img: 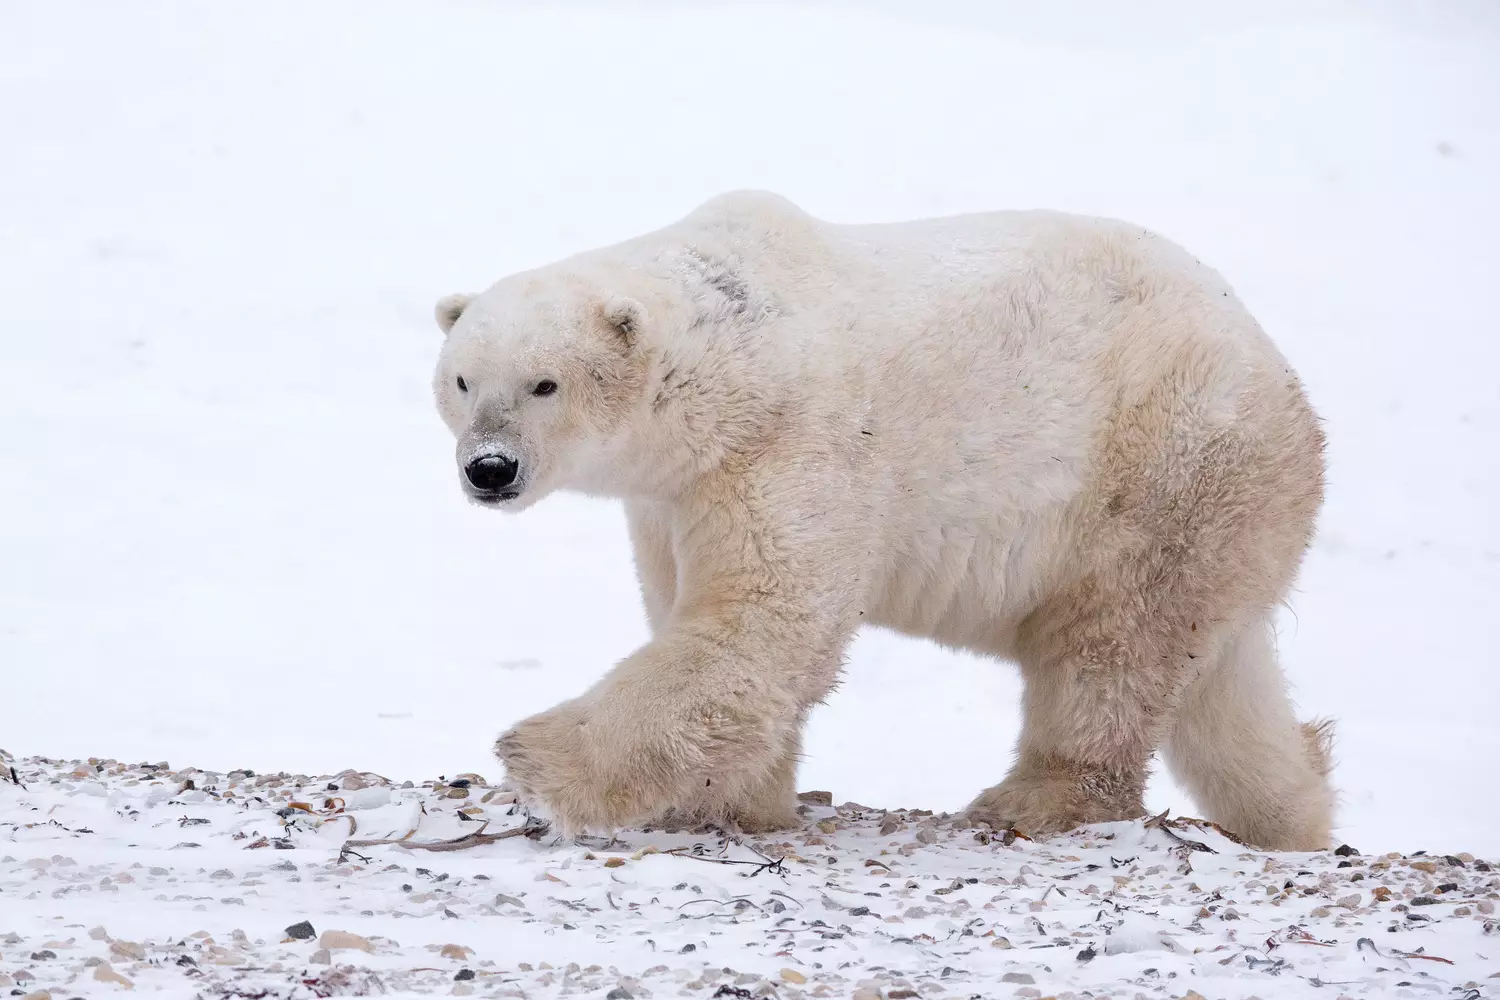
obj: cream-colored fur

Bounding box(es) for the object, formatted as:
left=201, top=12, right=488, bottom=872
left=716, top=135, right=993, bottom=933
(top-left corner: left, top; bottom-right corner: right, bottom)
left=431, top=191, right=1333, bottom=850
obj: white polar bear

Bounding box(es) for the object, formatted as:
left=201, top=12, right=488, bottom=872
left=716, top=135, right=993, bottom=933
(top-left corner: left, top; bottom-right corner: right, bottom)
left=431, top=192, right=1334, bottom=850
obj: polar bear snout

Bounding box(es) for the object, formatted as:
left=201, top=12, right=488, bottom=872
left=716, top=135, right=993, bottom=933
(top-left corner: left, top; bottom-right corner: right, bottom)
left=463, top=453, right=521, bottom=501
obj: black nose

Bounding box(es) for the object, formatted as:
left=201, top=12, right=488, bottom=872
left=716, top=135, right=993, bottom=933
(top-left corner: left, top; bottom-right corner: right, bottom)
left=465, top=454, right=519, bottom=492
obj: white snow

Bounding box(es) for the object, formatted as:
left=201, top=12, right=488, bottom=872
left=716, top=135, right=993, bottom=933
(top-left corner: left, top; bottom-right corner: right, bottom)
left=3, top=756, right=1496, bottom=998
left=2, top=0, right=1499, bottom=991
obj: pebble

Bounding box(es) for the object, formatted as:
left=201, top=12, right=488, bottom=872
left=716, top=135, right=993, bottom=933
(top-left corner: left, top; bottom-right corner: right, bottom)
left=440, top=944, right=473, bottom=959
left=310, top=949, right=332, bottom=965
left=914, top=828, right=938, bottom=845
left=110, top=939, right=145, bottom=961
left=22, top=991, right=51, bottom=1000
left=93, top=963, right=134, bottom=988
left=606, top=989, right=634, bottom=999
left=1001, top=972, right=1036, bottom=984
left=319, top=930, right=374, bottom=953
left=797, top=790, right=834, bottom=807
left=780, top=968, right=807, bottom=984
left=344, top=786, right=393, bottom=810
left=285, top=920, right=316, bottom=941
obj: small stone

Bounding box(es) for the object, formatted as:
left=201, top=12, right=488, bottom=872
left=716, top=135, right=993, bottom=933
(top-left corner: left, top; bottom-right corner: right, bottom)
left=914, top=828, right=938, bottom=845
left=991, top=936, right=1013, bottom=948
left=780, top=969, right=806, bottom=984
left=1455, top=906, right=1473, bottom=916
left=22, top=991, right=51, bottom=1000
left=88, top=926, right=109, bottom=941
left=888, top=991, right=920, bottom=1000
left=797, top=790, right=833, bottom=807
left=1410, top=860, right=1438, bottom=874
left=452, top=986, right=475, bottom=996
left=441, top=944, right=473, bottom=960
left=1476, top=900, right=1495, bottom=914
left=606, top=989, right=634, bottom=999
left=318, top=930, right=374, bottom=953
left=310, top=949, right=332, bottom=965
left=1337, top=893, right=1362, bottom=909
left=879, top=817, right=901, bottom=836
left=1001, top=972, right=1035, bottom=984
left=110, top=940, right=145, bottom=961
left=285, top=920, right=316, bottom=941
left=494, top=893, right=525, bottom=907
left=603, top=857, right=627, bottom=868
left=93, top=964, right=134, bottom=988
left=445, top=787, right=470, bottom=799
left=454, top=968, right=476, bottom=981
left=30, top=951, right=56, bottom=961
left=1333, top=844, right=1359, bottom=857
left=816, top=819, right=837, bottom=834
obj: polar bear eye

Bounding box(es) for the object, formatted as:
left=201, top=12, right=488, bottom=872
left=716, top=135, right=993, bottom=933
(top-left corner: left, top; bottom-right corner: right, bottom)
left=532, top=380, right=558, bottom=397
left=455, top=375, right=468, bottom=393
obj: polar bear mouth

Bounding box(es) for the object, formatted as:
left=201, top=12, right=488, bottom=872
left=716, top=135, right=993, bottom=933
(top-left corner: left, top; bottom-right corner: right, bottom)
left=468, top=490, right=521, bottom=507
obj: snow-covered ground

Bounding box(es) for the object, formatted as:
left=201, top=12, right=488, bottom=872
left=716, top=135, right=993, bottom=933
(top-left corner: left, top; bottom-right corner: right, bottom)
left=3, top=754, right=1497, bottom=999
left=2, top=0, right=1499, bottom=992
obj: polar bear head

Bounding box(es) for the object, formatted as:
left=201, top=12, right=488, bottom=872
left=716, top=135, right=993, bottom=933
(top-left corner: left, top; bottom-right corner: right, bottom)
left=432, top=231, right=787, bottom=511
left=431, top=276, right=660, bottom=511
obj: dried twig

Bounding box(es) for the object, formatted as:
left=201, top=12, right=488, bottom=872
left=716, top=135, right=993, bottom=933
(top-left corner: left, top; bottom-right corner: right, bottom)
left=1144, top=809, right=1215, bottom=854
left=342, top=818, right=548, bottom=855
left=664, top=840, right=788, bottom=877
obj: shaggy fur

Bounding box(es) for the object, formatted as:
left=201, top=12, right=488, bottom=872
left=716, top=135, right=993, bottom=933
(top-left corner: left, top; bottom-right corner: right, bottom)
left=430, top=191, right=1334, bottom=850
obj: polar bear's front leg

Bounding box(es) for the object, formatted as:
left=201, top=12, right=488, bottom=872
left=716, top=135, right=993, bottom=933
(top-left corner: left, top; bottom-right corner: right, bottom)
left=496, top=479, right=861, bottom=836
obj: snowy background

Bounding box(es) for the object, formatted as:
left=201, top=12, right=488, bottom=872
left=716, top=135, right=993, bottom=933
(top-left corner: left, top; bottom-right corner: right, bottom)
left=3, top=0, right=1498, bottom=861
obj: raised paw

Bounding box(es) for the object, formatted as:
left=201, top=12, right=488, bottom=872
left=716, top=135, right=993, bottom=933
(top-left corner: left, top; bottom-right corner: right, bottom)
left=495, top=694, right=793, bottom=837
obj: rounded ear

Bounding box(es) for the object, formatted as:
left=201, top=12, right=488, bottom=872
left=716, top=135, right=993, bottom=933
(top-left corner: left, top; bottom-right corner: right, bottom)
left=434, top=293, right=474, bottom=335
left=602, top=295, right=644, bottom=346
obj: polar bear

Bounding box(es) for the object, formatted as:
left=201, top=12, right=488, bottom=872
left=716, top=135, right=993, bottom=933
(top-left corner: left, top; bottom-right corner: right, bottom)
left=431, top=191, right=1334, bottom=850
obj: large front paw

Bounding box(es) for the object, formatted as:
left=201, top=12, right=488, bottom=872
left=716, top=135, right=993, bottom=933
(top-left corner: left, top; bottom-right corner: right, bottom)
left=495, top=701, right=655, bottom=835
left=496, top=697, right=789, bottom=836
left=962, top=771, right=1146, bottom=840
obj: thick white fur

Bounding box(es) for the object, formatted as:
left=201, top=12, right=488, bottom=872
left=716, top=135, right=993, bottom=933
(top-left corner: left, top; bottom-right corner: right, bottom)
left=431, top=192, right=1333, bottom=850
